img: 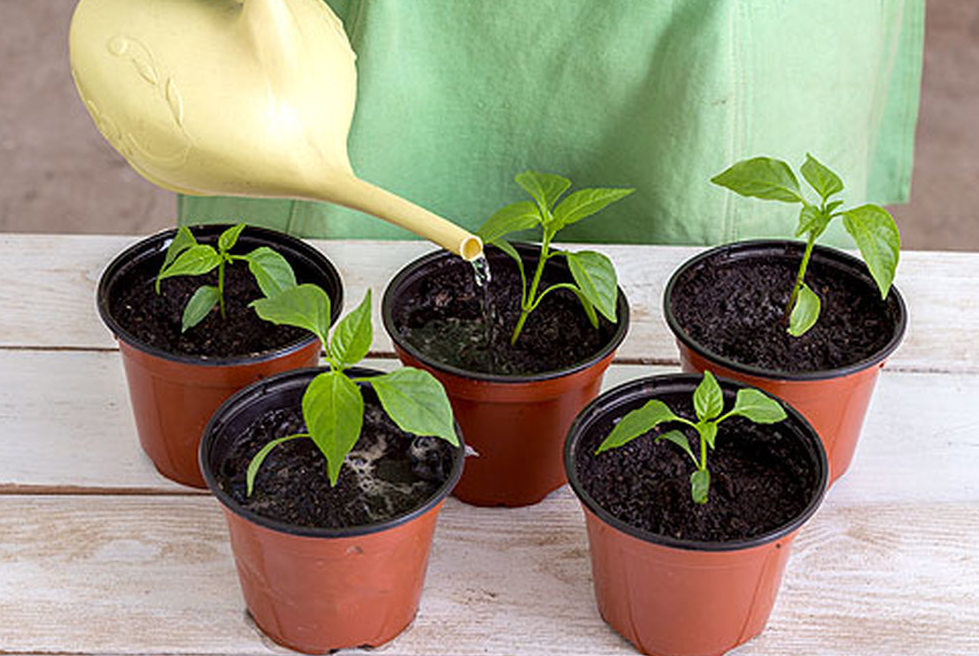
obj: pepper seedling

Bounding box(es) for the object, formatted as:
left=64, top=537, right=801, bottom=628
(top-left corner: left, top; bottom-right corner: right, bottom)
left=476, top=171, right=634, bottom=344
left=155, top=224, right=298, bottom=332
left=595, top=372, right=786, bottom=504
left=711, top=154, right=901, bottom=336
left=245, top=288, right=459, bottom=494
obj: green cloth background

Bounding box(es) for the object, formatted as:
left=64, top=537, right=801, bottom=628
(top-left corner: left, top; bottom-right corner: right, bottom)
left=179, top=0, right=924, bottom=246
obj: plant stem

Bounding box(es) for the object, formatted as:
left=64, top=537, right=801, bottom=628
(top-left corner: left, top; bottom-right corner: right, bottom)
left=510, top=233, right=552, bottom=344
left=217, top=259, right=227, bottom=318
left=699, top=429, right=708, bottom=472
left=784, top=231, right=817, bottom=324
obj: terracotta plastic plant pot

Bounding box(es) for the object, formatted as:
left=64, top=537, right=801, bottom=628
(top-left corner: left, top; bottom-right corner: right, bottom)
left=664, top=240, right=907, bottom=485
left=565, top=374, right=828, bottom=656
left=97, top=225, right=342, bottom=488
left=200, top=367, right=465, bottom=654
left=382, top=244, right=629, bottom=507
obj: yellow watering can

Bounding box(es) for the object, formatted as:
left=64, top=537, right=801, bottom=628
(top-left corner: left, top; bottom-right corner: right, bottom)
left=68, top=0, right=483, bottom=261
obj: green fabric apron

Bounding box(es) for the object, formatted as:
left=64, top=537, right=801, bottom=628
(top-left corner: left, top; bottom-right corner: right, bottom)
left=179, top=0, right=924, bottom=247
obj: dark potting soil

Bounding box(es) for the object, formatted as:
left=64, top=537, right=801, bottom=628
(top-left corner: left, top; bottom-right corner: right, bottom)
left=110, top=259, right=308, bottom=358
left=576, top=392, right=818, bottom=542
left=392, top=248, right=619, bottom=375
left=215, top=388, right=455, bottom=529
left=670, top=255, right=899, bottom=373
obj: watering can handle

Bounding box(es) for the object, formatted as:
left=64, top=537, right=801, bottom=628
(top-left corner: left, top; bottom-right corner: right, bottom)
left=68, top=0, right=483, bottom=261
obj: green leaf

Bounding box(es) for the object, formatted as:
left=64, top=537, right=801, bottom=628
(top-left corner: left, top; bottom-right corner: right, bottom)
left=492, top=238, right=522, bottom=266
left=515, top=170, right=571, bottom=213
left=245, top=433, right=307, bottom=496
left=693, top=371, right=724, bottom=422
left=842, top=204, right=901, bottom=299
left=596, top=400, right=681, bottom=453
left=181, top=285, right=219, bottom=332
left=690, top=469, right=711, bottom=505
left=331, top=290, right=372, bottom=369
left=156, top=244, right=221, bottom=288
left=710, top=157, right=803, bottom=203
left=218, top=224, right=246, bottom=253
left=729, top=388, right=787, bottom=424
left=655, top=429, right=697, bottom=464
left=157, top=228, right=198, bottom=293
left=788, top=281, right=821, bottom=337
left=573, top=288, right=599, bottom=328
left=552, top=187, right=635, bottom=229
left=250, top=283, right=332, bottom=346
left=491, top=238, right=526, bottom=295
left=698, top=421, right=718, bottom=450
left=826, top=199, right=844, bottom=214
left=244, top=246, right=297, bottom=297
left=564, top=250, right=618, bottom=322
left=795, top=204, right=829, bottom=239
left=476, top=201, right=541, bottom=243
left=161, top=226, right=197, bottom=271
left=801, top=153, right=844, bottom=201
left=369, top=368, right=459, bottom=445
left=303, top=370, right=363, bottom=486
left=154, top=226, right=197, bottom=294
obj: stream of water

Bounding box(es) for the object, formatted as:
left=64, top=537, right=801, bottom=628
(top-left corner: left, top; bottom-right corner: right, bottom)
left=470, top=255, right=498, bottom=372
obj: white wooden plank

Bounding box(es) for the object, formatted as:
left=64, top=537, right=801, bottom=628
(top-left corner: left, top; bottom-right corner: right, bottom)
left=0, top=350, right=659, bottom=493
left=0, top=234, right=137, bottom=350
left=1, top=349, right=977, bottom=505
left=0, top=493, right=975, bottom=656
left=743, top=499, right=979, bottom=656
left=0, top=351, right=398, bottom=494
left=0, top=233, right=433, bottom=354
left=0, top=234, right=976, bottom=373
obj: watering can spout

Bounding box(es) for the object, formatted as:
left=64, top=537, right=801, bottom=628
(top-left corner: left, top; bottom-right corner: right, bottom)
left=315, top=175, right=485, bottom=262
left=68, top=0, right=482, bottom=261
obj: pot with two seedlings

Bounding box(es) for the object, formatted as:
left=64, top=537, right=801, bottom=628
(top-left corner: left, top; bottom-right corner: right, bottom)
left=97, top=224, right=342, bottom=487
left=201, top=289, right=464, bottom=653
left=383, top=171, right=632, bottom=506
left=665, top=155, right=907, bottom=483
left=566, top=372, right=828, bottom=656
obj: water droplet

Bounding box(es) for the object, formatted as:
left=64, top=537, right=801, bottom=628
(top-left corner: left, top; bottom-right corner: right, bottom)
left=471, top=255, right=492, bottom=288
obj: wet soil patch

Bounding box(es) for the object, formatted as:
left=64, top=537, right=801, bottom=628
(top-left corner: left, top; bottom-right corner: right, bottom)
left=110, top=255, right=308, bottom=359
left=391, top=246, right=620, bottom=376
left=669, top=251, right=900, bottom=373
left=575, top=391, right=819, bottom=543
left=215, top=387, right=455, bottom=529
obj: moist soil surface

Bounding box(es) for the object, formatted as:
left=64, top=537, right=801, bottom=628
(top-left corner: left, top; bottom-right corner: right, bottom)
left=575, top=391, right=819, bottom=542
left=392, top=247, right=619, bottom=376
left=215, top=387, right=455, bottom=529
left=111, top=258, right=308, bottom=358
left=670, top=253, right=899, bottom=373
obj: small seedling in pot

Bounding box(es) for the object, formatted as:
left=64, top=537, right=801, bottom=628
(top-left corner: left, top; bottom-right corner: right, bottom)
left=476, top=170, right=634, bottom=344
left=155, top=224, right=298, bottom=332
left=595, top=372, right=786, bottom=504
left=246, top=288, right=459, bottom=493
left=711, top=154, right=900, bottom=336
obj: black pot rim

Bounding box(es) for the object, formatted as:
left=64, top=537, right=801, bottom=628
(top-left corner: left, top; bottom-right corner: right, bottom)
left=564, top=373, right=829, bottom=552
left=381, top=243, right=630, bottom=383
left=96, top=225, right=343, bottom=367
left=200, top=366, right=466, bottom=539
left=663, top=239, right=908, bottom=382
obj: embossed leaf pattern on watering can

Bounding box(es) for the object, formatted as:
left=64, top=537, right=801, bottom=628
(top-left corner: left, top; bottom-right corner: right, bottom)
left=68, top=0, right=481, bottom=260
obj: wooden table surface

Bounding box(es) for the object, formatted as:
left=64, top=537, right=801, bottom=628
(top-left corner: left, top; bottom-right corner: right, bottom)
left=1, top=234, right=977, bottom=655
